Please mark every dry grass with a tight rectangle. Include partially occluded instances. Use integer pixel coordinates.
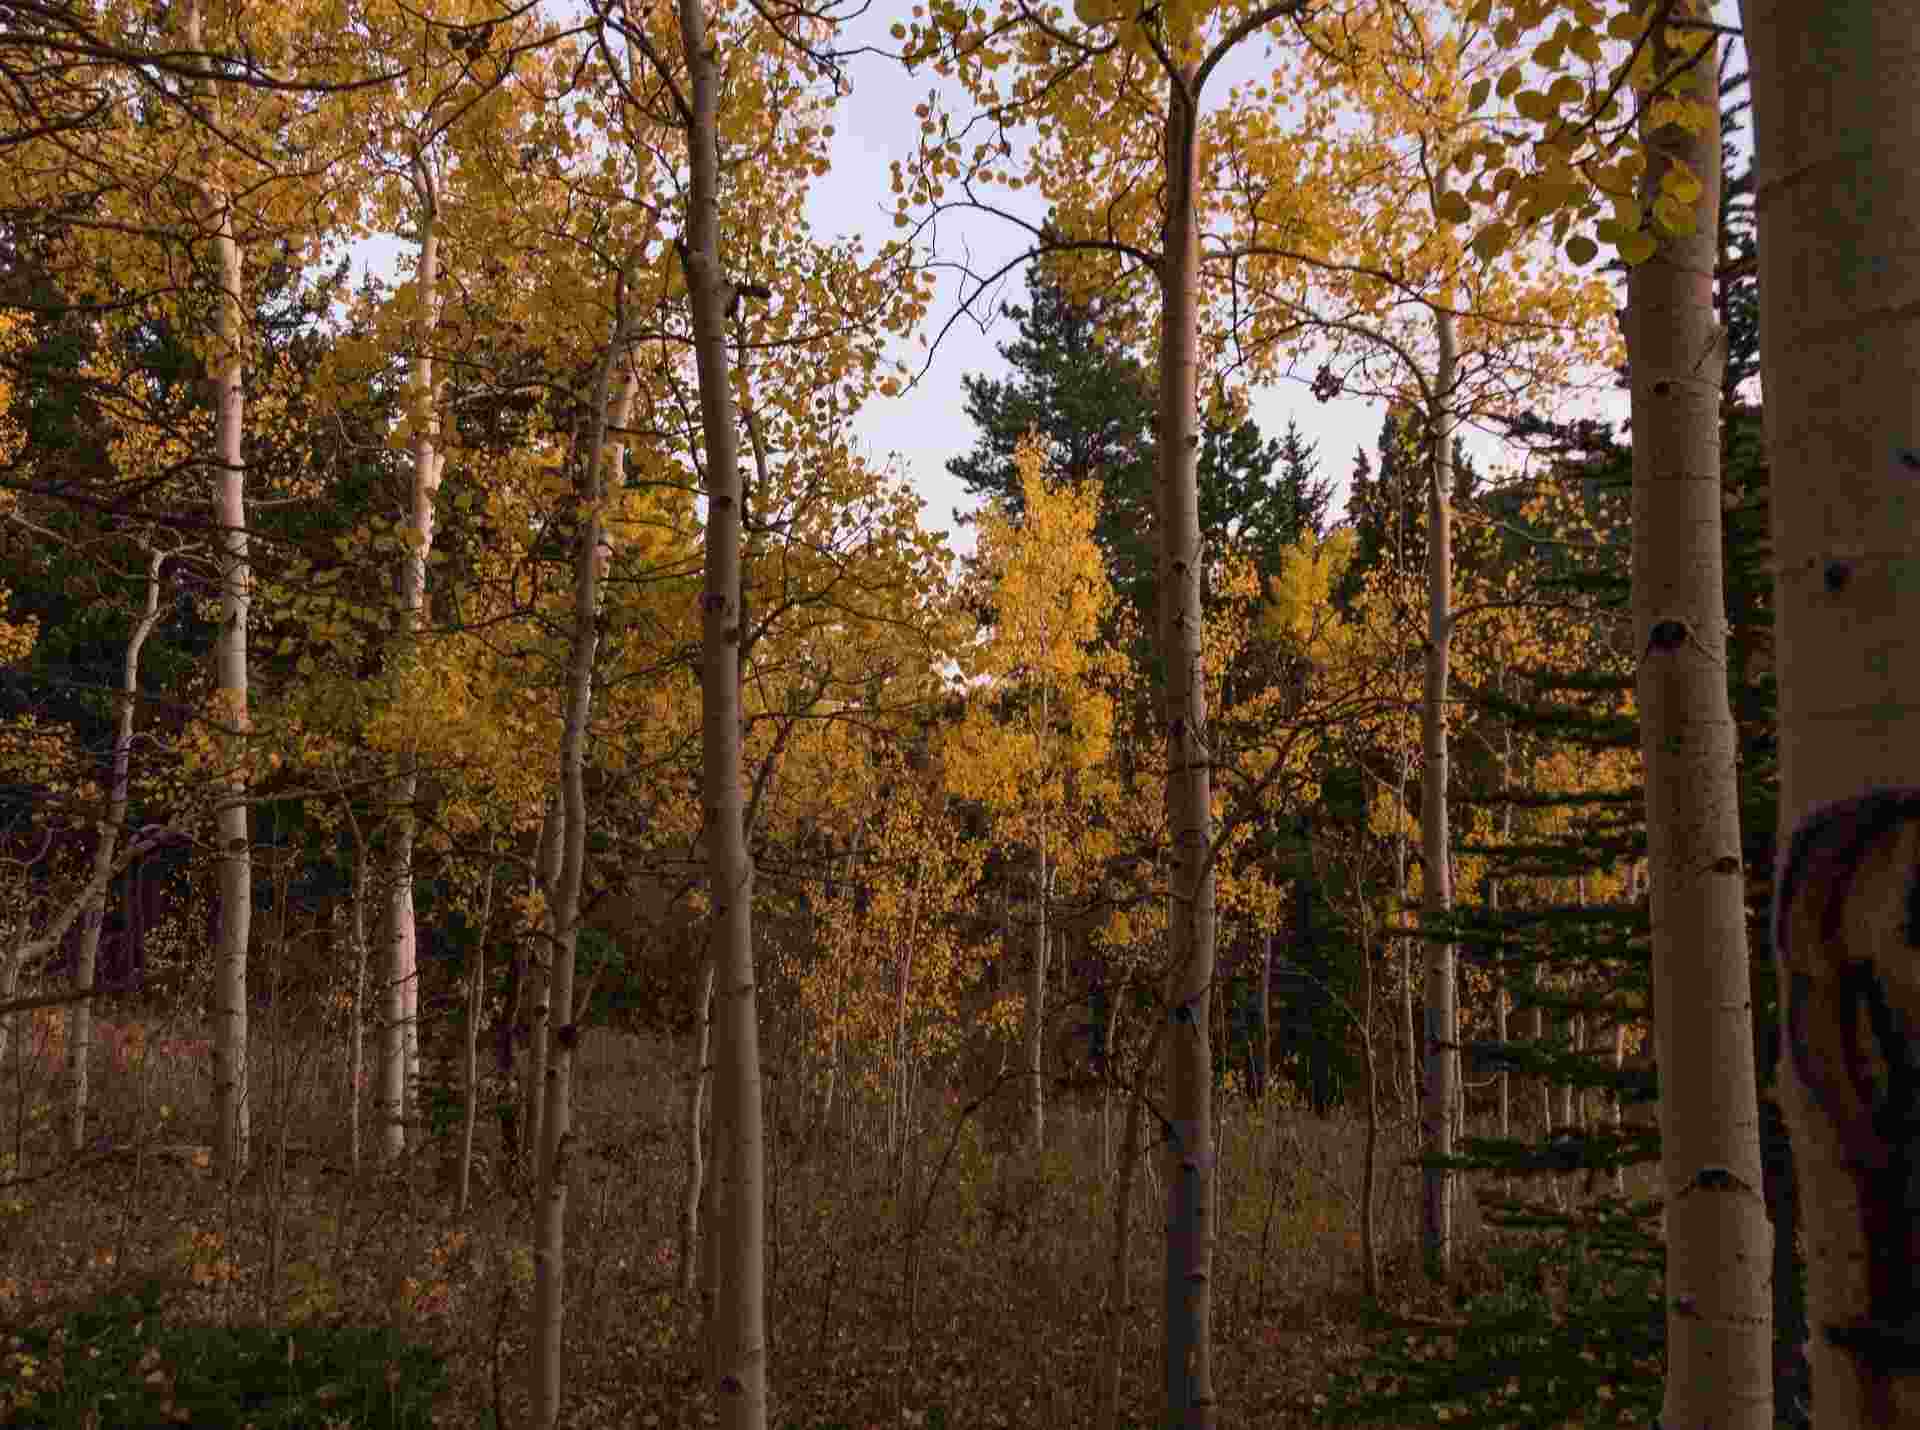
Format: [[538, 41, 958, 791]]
[[0, 1016, 1640, 1428]]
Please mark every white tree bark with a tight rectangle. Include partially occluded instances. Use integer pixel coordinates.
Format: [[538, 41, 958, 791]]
[[679, 1, 767, 1418], [522, 795, 562, 1169], [458, 858, 491, 1215], [1742, 2, 1920, 1423], [1630, 23, 1772, 1426], [66, 545, 166, 1154], [1158, 65, 1216, 1430], [380, 172, 442, 1160], [1419, 304, 1458, 1281], [346, 827, 370, 1174], [680, 951, 716, 1295], [527, 282, 639, 1430], [185, 0, 250, 1177], [1024, 826, 1048, 1151]]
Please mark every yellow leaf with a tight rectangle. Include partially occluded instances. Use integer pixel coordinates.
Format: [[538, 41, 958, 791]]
[[1514, 90, 1558, 122], [1659, 161, 1703, 204], [1652, 193, 1697, 236], [1433, 190, 1472, 224], [1468, 77, 1491, 110], [1564, 234, 1598, 266], [1616, 231, 1658, 265], [1606, 10, 1645, 39], [1496, 66, 1523, 99], [1471, 221, 1511, 262]]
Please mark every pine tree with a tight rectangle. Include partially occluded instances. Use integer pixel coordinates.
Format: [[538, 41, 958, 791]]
[[948, 268, 1323, 631]]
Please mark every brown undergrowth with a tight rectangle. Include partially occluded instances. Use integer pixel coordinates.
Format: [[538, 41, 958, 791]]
[[0, 1020, 1636, 1428]]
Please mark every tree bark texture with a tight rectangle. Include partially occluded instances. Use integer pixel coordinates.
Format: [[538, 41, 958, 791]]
[[66, 546, 164, 1154], [680, 1, 768, 1420], [187, 0, 251, 1178], [1743, 1, 1920, 1423], [1158, 67, 1216, 1430], [1420, 303, 1458, 1282], [1630, 22, 1772, 1426], [381, 187, 442, 1161], [527, 286, 638, 1430]]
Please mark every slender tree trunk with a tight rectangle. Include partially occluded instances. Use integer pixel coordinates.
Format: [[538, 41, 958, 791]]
[[1359, 929, 1381, 1302], [1741, 3, 1920, 1424], [814, 818, 862, 1148], [1256, 932, 1272, 1103], [1024, 828, 1048, 1152], [1493, 686, 1513, 1166], [184, 0, 249, 1178], [1158, 66, 1216, 1430], [458, 858, 491, 1216], [680, 952, 715, 1295], [345, 824, 370, 1175], [522, 796, 562, 1169], [381, 188, 442, 1160], [1096, 1017, 1169, 1430], [1630, 22, 1771, 1426], [1609, 1020, 1626, 1197], [379, 858, 408, 1162], [1531, 974, 1551, 1133], [679, 3, 767, 1419], [67, 546, 165, 1154], [527, 283, 637, 1430], [1420, 306, 1458, 1281], [1390, 755, 1416, 1115]]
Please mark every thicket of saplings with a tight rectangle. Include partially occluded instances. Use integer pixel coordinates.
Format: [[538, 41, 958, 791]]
[[0, 928, 1654, 1429]]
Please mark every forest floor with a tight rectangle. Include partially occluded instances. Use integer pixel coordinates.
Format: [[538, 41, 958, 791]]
[[0, 1022, 1652, 1428]]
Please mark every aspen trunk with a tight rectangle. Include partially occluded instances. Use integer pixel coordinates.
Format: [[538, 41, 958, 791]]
[[185, 0, 250, 1178], [379, 876, 408, 1161], [522, 797, 562, 1169], [458, 859, 491, 1216], [1158, 67, 1216, 1430], [1391, 755, 1416, 1114], [1419, 304, 1458, 1281], [679, 1, 767, 1419], [1255, 932, 1272, 1103], [680, 952, 715, 1295], [1359, 936, 1381, 1302], [1741, 3, 1920, 1424], [527, 286, 637, 1430], [1630, 21, 1771, 1426], [1493, 688, 1513, 1161], [346, 827, 370, 1174], [67, 546, 164, 1154], [380, 191, 442, 1161], [1024, 833, 1048, 1152], [1095, 1019, 1168, 1430]]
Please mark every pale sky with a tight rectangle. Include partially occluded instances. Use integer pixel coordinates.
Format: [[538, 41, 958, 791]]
[[803, 1, 1749, 550], [797, 10, 1646, 552], [353, 3, 1751, 548]]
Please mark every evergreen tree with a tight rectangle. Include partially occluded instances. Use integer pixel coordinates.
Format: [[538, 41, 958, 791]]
[[1324, 72, 1807, 1428], [948, 268, 1327, 631]]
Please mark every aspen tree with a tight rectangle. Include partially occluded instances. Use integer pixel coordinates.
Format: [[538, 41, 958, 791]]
[[942, 445, 1118, 1155], [1628, 18, 1771, 1426], [66, 544, 169, 1154], [528, 278, 641, 1429], [379, 150, 442, 1163], [1741, 1, 1920, 1423], [182, 0, 253, 1177], [677, 0, 766, 1416]]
